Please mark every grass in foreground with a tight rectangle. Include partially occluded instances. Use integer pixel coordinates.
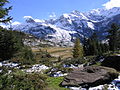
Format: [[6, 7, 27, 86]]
[[45, 77, 69, 90]]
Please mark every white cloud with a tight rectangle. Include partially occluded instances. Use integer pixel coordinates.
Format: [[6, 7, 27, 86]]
[[12, 21, 21, 26], [103, 0, 120, 9], [49, 12, 56, 18]]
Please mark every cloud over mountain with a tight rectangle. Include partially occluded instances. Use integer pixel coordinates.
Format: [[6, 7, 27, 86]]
[[103, 0, 120, 9]]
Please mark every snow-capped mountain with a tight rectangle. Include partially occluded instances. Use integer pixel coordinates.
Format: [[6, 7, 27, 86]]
[[12, 7, 120, 46]]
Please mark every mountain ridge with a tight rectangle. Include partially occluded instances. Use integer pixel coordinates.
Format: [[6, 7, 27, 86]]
[[11, 7, 120, 46]]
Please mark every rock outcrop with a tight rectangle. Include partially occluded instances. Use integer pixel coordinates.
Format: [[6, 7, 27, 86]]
[[60, 66, 118, 88]]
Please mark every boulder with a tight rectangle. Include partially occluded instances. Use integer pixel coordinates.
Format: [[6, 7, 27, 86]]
[[101, 56, 120, 71], [60, 66, 118, 88]]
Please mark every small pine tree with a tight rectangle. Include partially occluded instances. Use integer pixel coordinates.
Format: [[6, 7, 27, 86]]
[[73, 38, 84, 58], [58, 56, 62, 62]]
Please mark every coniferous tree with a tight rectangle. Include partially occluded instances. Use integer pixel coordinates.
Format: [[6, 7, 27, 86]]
[[0, 0, 14, 60], [0, 1, 35, 63], [83, 38, 89, 56], [87, 39, 93, 55], [107, 23, 119, 52], [100, 43, 109, 53], [0, 27, 23, 60], [84, 33, 99, 55], [117, 31, 120, 49], [0, 0, 12, 23], [83, 33, 106, 56], [73, 38, 84, 58], [91, 33, 100, 55], [58, 56, 62, 62]]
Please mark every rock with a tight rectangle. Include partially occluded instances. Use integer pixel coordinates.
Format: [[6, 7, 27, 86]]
[[101, 56, 120, 71], [25, 64, 49, 73], [60, 66, 118, 88]]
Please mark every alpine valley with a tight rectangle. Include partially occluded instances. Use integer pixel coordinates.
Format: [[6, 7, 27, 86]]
[[12, 7, 120, 46]]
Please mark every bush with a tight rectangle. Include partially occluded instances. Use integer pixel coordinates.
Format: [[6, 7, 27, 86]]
[[0, 71, 47, 90], [62, 57, 87, 66], [39, 58, 52, 66], [61, 67, 73, 73], [11, 46, 36, 65], [35, 50, 53, 66]]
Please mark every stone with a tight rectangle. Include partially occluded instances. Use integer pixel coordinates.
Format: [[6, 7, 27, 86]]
[[25, 64, 49, 73], [60, 66, 118, 88]]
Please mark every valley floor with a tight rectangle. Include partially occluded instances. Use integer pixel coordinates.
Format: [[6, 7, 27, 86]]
[[32, 47, 73, 59]]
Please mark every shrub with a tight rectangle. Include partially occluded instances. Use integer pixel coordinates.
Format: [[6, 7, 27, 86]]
[[62, 57, 87, 66], [0, 71, 47, 90], [11, 46, 36, 65]]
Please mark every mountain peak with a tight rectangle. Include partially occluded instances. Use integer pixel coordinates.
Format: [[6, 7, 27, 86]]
[[71, 10, 80, 15], [23, 16, 35, 23], [25, 18, 35, 23], [88, 7, 120, 17]]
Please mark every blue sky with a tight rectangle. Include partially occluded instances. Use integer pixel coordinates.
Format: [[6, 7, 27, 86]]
[[8, 0, 117, 22]]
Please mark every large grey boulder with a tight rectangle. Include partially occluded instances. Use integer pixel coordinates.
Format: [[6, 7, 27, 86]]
[[60, 66, 118, 88]]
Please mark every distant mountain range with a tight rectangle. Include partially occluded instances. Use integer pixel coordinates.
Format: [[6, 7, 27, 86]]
[[12, 7, 120, 46]]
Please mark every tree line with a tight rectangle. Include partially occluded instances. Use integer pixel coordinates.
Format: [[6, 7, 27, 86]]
[[73, 23, 120, 58]]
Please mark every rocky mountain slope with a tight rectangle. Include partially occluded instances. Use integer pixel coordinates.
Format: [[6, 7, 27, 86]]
[[12, 7, 120, 46]]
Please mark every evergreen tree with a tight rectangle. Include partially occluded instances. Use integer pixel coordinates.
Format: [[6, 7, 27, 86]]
[[58, 56, 62, 62], [83, 38, 89, 56], [0, 0, 15, 60], [0, 0, 12, 23], [91, 33, 100, 55], [107, 23, 119, 52], [83, 33, 105, 56], [117, 31, 120, 49], [100, 43, 109, 53], [0, 27, 24, 61], [83, 38, 93, 56], [73, 38, 84, 58], [0, 1, 35, 63]]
